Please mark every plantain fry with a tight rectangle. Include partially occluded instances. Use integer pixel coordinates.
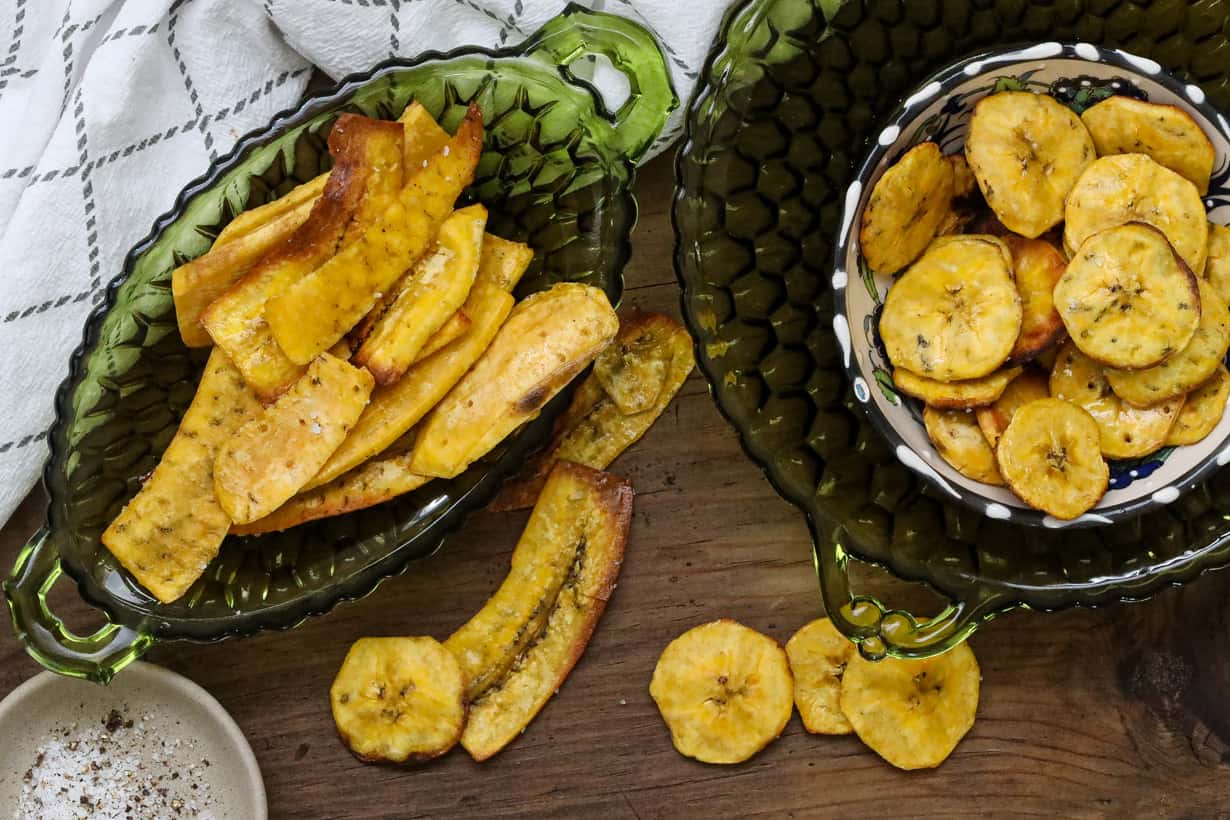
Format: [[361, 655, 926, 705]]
[[213, 174, 328, 249], [214, 353, 374, 524], [460, 463, 633, 761], [266, 105, 484, 365], [414, 309, 471, 362], [410, 282, 619, 479], [475, 233, 535, 292], [399, 101, 451, 171], [101, 349, 262, 602], [491, 311, 694, 511]]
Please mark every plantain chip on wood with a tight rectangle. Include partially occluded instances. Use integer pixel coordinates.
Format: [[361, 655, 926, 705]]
[[491, 311, 694, 511], [200, 115, 404, 401], [410, 282, 619, 479], [353, 205, 486, 384], [996, 397, 1109, 520], [460, 462, 633, 761], [101, 349, 262, 603], [1081, 96, 1215, 194], [265, 105, 484, 365], [331, 636, 466, 764], [785, 618, 854, 736], [213, 174, 328, 249], [214, 353, 374, 524]]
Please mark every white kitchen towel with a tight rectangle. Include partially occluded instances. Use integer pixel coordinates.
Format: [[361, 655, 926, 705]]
[[0, 0, 722, 526]]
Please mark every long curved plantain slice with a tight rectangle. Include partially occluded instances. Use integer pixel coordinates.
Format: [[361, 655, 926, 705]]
[[460, 463, 633, 761], [785, 618, 854, 736], [491, 311, 694, 511], [213, 175, 329, 249], [101, 349, 262, 602], [475, 233, 534, 292]]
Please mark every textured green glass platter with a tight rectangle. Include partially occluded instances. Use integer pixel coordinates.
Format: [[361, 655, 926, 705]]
[[5, 5, 677, 682], [673, 0, 1230, 658]]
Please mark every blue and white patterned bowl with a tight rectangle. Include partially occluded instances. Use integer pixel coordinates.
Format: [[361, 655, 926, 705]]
[[834, 43, 1230, 529]]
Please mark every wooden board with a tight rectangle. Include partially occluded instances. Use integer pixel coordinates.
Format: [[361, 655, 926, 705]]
[[4, 154, 1230, 818]]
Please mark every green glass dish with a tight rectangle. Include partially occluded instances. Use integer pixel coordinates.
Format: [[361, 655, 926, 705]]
[[5, 4, 677, 683], [673, 0, 1230, 660]]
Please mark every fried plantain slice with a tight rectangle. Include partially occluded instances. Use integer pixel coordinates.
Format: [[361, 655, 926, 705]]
[[1001, 235, 1067, 365], [1166, 365, 1230, 446], [1205, 224, 1230, 307], [840, 641, 980, 770], [859, 142, 954, 274], [1081, 96, 1215, 194], [475, 233, 535, 292], [1105, 280, 1230, 407], [976, 368, 1051, 448], [924, 406, 1004, 485], [995, 398, 1109, 519], [1049, 342, 1182, 460], [593, 313, 681, 414], [893, 367, 1020, 410], [460, 464, 633, 762], [330, 636, 466, 763], [413, 309, 471, 362], [1055, 223, 1201, 371], [1034, 345, 1061, 373], [948, 153, 977, 199], [650, 620, 794, 765], [965, 91, 1096, 238], [491, 312, 694, 511], [785, 618, 854, 736], [935, 155, 983, 237], [1064, 153, 1208, 274], [880, 235, 1021, 381], [214, 175, 329, 249]]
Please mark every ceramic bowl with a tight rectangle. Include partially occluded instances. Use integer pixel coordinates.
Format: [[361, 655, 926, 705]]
[[834, 42, 1230, 528]]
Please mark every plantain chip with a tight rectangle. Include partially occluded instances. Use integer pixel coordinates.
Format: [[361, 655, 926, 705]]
[[996, 398, 1109, 519], [975, 368, 1051, 448], [965, 91, 1096, 238], [880, 235, 1021, 381], [923, 406, 1004, 486], [785, 618, 854, 735], [649, 619, 794, 765], [1205, 224, 1230, 307], [214, 353, 374, 524], [1055, 223, 1201, 371], [101, 349, 262, 602], [936, 154, 984, 236], [893, 367, 1020, 410], [461, 464, 633, 762], [1166, 365, 1230, 446], [1081, 96, 1215, 193], [1064, 153, 1208, 274], [1002, 234, 1067, 365], [1050, 342, 1183, 460], [330, 636, 466, 764], [858, 142, 954, 274], [840, 641, 980, 770]]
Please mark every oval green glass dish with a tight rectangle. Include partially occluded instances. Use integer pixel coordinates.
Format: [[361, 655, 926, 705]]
[[673, 0, 1230, 660], [4, 4, 677, 683]]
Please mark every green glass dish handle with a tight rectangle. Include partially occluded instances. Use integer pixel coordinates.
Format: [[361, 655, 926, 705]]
[[812, 524, 1016, 661], [523, 3, 678, 162], [4, 528, 153, 684]]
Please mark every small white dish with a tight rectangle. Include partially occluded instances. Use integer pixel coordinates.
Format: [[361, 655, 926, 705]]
[[0, 662, 266, 819]]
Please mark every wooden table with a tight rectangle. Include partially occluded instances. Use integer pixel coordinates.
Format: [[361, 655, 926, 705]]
[[4, 154, 1230, 819]]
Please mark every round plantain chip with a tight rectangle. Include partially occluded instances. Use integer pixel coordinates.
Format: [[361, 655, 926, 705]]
[[948, 153, 978, 199], [880, 235, 1021, 381], [1166, 365, 1230, 446], [924, 406, 1004, 486], [1064, 153, 1208, 274], [859, 141, 955, 274], [965, 91, 1096, 238], [1054, 222, 1201, 371], [1049, 341, 1184, 460], [785, 618, 854, 736], [893, 366, 1020, 409], [1002, 235, 1068, 365], [330, 636, 467, 764], [976, 368, 1051, 448], [840, 641, 980, 771], [1206, 224, 1230, 308], [649, 619, 794, 765], [995, 398, 1109, 520], [1105, 279, 1230, 407], [1081, 96, 1215, 194]]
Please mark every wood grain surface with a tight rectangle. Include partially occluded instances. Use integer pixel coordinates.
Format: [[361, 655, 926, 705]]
[[4, 154, 1230, 819]]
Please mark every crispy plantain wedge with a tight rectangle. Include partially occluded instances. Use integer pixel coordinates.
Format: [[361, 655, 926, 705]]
[[491, 311, 694, 511], [214, 353, 374, 524], [101, 349, 262, 602], [460, 463, 633, 761], [414, 309, 471, 361], [266, 106, 484, 365], [304, 283, 514, 491], [200, 115, 404, 402], [352, 205, 486, 384], [410, 282, 619, 479], [399, 101, 451, 172], [331, 636, 466, 764], [475, 233, 534, 291], [213, 175, 328, 249]]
